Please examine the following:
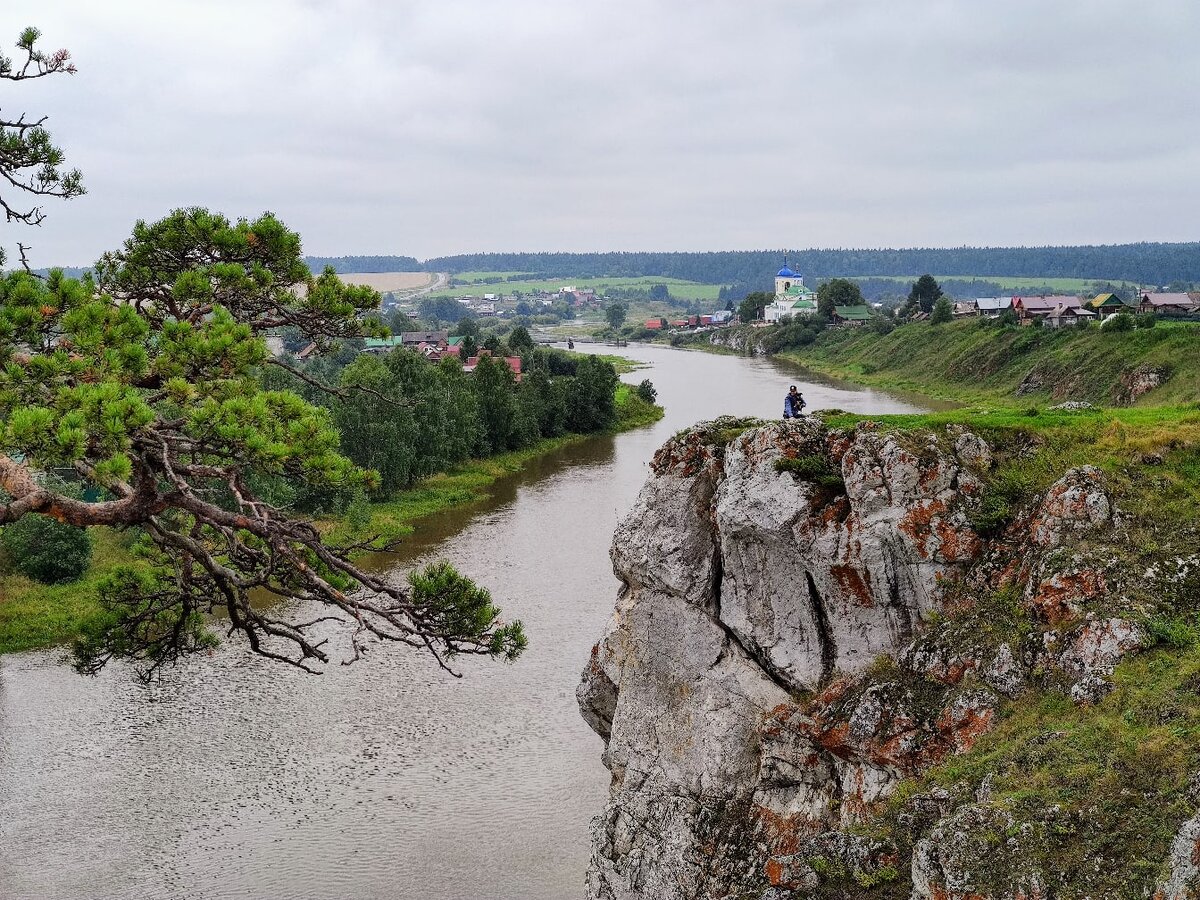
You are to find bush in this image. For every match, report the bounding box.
[635,379,657,404]
[1104,312,1135,332]
[1137,313,1158,329]
[0,514,93,583]
[774,454,845,491]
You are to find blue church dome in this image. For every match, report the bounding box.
[777,265,797,278]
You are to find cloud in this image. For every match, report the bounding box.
[3,0,1198,266]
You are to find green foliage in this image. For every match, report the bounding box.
[508,324,534,354]
[902,274,943,317]
[0,512,92,583]
[817,278,866,317]
[1137,313,1158,329]
[635,378,657,404]
[407,561,526,660]
[419,295,470,323]
[0,27,84,265]
[0,207,530,674]
[773,317,1200,407]
[605,301,628,329]
[774,453,845,491]
[452,316,480,339]
[930,295,953,324]
[1104,312,1136,332]
[738,291,772,323]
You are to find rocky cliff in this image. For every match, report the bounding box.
[578,417,1200,899]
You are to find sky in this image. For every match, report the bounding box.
[3,0,1199,266]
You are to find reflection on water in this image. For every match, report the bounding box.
[0,343,925,900]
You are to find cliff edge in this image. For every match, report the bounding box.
[579,416,1200,900]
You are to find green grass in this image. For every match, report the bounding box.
[587,353,645,374]
[779,318,1200,407]
[427,273,723,302]
[0,528,142,655]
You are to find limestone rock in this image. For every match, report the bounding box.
[579,421,1141,900]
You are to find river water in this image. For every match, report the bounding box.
[0,344,926,900]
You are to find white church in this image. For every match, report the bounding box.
[763,262,818,323]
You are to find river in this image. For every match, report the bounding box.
[0,344,927,900]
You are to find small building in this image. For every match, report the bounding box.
[710,310,733,325]
[1013,295,1085,323]
[400,330,449,347]
[645,318,665,330]
[952,301,978,318]
[975,298,1013,318]
[831,305,871,326]
[463,352,523,380]
[1138,292,1198,315]
[1087,293,1131,318]
[1046,303,1096,329]
[362,335,405,355]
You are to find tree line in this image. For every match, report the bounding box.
[265,347,621,500]
[408,246,1200,287]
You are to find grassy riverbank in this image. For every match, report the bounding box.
[0,385,662,656]
[777,318,1200,406]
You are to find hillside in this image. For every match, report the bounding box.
[756,319,1200,407]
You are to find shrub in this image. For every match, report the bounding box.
[0,514,93,584]
[1137,313,1158,329]
[635,379,657,404]
[1104,312,1135,332]
[774,454,845,491]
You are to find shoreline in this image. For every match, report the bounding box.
[0,391,663,658]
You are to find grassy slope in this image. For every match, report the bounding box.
[0,387,663,656]
[779,318,1200,406]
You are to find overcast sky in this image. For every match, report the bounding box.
[4,0,1199,266]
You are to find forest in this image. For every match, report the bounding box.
[308,244,1200,293]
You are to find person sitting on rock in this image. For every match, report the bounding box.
[783,385,805,419]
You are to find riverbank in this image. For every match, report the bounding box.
[0,388,663,657]
[771,318,1200,406]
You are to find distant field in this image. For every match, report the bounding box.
[431,272,723,301]
[337,272,434,292]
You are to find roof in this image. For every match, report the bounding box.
[1088,293,1126,309]
[976,297,1013,312]
[777,265,797,278]
[1015,295,1084,312]
[784,285,814,296]
[1050,303,1095,318]
[791,299,817,310]
[447,335,466,346]
[364,336,404,348]
[833,305,871,321]
[400,330,448,344]
[1140,292,1196,308]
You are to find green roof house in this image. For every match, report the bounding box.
[832,305,871,325]
[1087,293,1130,317]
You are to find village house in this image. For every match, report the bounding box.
[463,351,522,381]
[1086,293,1131,319]
[974,297,1014,318]
[830,305,870,327]
[1137,292,1199,316]
[1045,302,1096,329]
[1013,295,1085,323]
